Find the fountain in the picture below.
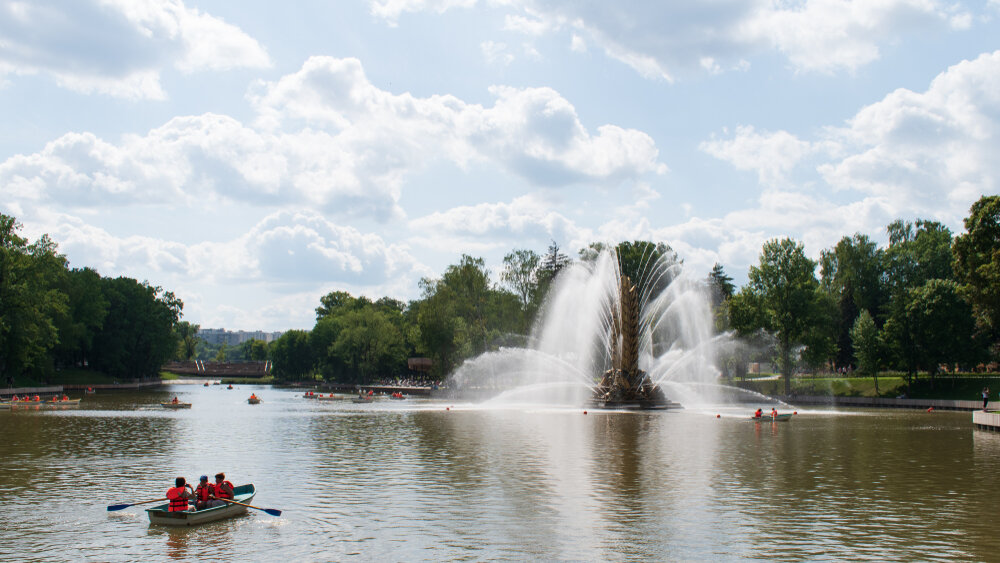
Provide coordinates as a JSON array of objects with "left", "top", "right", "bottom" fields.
[{"left": 447, "top": 243, "right": 719, "bottom": 409}]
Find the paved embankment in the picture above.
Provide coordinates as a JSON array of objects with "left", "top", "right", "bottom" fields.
[
  {"left": 3, "top": 380, "right": 165, "bottom": 397},
  {"left": 784, "top": 395, "right": 986, "bottom": 411}
]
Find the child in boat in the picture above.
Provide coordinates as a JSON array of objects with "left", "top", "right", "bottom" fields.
[
  {"left": 754, "top": 408, "right": 763, "bottom": 418},
  {"left": 194, "top": 475, "right": 214, "bottom": 510}
]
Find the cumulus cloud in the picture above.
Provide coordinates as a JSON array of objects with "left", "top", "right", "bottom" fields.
[
  {"left": 27, "top": 208, "right": 423, "bottom": 289},
  {"left": 1, "top": 56, "right": 664, "bottom": 220},
  {"left": 410, "top": 194, "right": 587, "bottom": 251},
  {"left": 700, "top": 126, "right": 818, "bottom": 186},
  {"left": 367, "top": 0, "right": 973, "bottom": 78},
  {"left": 693, "top": 50, "right": 1000, "bottom": 272},
  {"left": 0, "top": 0, "right": 271, "bottom": 99}
]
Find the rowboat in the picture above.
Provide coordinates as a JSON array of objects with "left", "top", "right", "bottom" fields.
[
  {"left": 750, "top": 413, "right": 793, "bottom": 422},
  {"left": 247, "top": 397, "right": 261, "bottom": 404},
  {"left": 351, "top": 397, "right": 373, "bottom": 403},
  {"left": 203, "top": 382, "right": 210, "bottom": 387},
  {"left": 146, "top": 484, "right": 256, "bottom": 526},
  {"left": 315, "top": 395, "right": 343, "bottom": 401},
  {"left": 161, "top": 402, "right": 192, "bottom": 409},
  {"left": 2, "top": 399, "right": 81, "bottom": 408},
  {"left": 389, "top": 395, "right": 406, "bottom": 400}
]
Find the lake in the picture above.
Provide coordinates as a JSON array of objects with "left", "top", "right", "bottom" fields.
[{"left": 1, "top": 384, "right": 997, "bottom": 561}]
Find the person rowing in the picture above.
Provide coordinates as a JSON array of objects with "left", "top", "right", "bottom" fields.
[
  {"left": 171, "top": 396, "right": 180, "bottom": 404},
  {"left": 771, "top": 408, "right": 778, "bottom": 418},
  {"left": 209, "top": 472, "right": 234, "bottom": 507},
  {"left": 166, "top": 477, "right": 195, "bottom": 512}
]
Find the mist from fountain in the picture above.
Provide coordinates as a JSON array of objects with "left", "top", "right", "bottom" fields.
[{"left": 447, "top": 246, "right": 731, "bottom": 408}]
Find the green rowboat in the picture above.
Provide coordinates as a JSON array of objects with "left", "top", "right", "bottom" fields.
[
  {"left": 750, "top": 413, "right": 793, "bottom": 422},
  {"left": 146, "top": 484, "right": 256, "bottom": 526}
]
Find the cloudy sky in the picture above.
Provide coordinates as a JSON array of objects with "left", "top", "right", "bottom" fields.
[{"left": 2, "top": 0, "right": 998, "bottom": 331}]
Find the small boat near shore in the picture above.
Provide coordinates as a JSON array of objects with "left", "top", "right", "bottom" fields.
[
  {"left": 351, "top": 397, "right": 374, "bottom": 404},
  {"left": 146, "top": 484, "right": 256, "bottom": 526},
  {"left": 248, "top": 396, "right": 261, "bottom": 405},
  {"left": 316, "top": 394, "right": 343, "bottom": 401},
  {"left": 161, "top": 402, "right": 192, "bottom": 409},
  {"left": 1, "top": 399, "right": 81, "bottom": 409},
  {"left": 750, "top": 413, "right": 793, "bottom": 422}
]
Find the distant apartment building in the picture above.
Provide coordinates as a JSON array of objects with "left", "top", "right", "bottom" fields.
[{"left": 197, "top": 328, "right": 284, "bottom": 346}]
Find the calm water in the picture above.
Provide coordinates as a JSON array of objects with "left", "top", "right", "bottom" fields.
[{"left": 1, "top": 384, "right": 998, "bottom": 561}]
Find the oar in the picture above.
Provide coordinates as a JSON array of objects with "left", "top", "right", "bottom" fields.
[
  {"left": 218, "top": 497, "right": 282, "bottom": 516},
  {"left": 107, "top": 498, "right": 167, "bottom": 511}
]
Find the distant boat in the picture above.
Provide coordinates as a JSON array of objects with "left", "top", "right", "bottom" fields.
[
  {"left": 227, "top": 385, "right": 234, "bottom": 390},
  {"left": 247, "top": 397, "right": 261, "bottom": 405},
  {"left": 750, "top": 413, "right": 792, "bottom": 422},
  {"left": 146, "top": 484, "right": 256, "bottom": 526},
  {"left": 203, "top": 382, "right": 210, "bottom": 387},
  {"left": 351, "top": 396, "right": 374, "bottom": 404},
  {"left": 161, "top": 402, "right": 192, "bottom": 409}
]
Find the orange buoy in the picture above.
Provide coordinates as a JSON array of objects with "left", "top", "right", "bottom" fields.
[
  {"left": 446, "top": 407, "right": 450, "bottom": 411},
  {"left": 793, "top": 411, "right": 797, "bottom": 415},
  {"left": 583, "top": 411, "right": 588, "bottom": 415},
  {"left": 716, "top": 414, "right": 721, "bottom": 418}
]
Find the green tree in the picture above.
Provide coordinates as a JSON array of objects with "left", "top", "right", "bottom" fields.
[
  {"left": 270, "top": 330, "right": 314, "bottom": 380},
  {"left": 820, "top": 234, "right": 885, "bottom": 369},
  {"left": 952, "top": 195, "right": 1000, "bottom": 352},
  {"left": 0, "top": 216, "right": 68, "bottom": 382},
  {"left": 732, "top": 238, "right": 826, "bottom": 394},
  {"left": 501, "top": 249, "right": 540, "bottom": 312},
  {"left": 905, "top": 279, "right": 977, "bottom": 379},
  {"left": 850, "top": 309, "right": 882, "bottom": 393},
  {"left": 332, "top": 309, "right": 406, "bottom": 383},
  {"left": 52, "top": 267, "right": 108, "bottom": 368},
  {"left": 91, "top": 277, "right": 182, "bottom": 379},
  {"left": 707, "top": 263, "right": 736, "bottom": 332},
  {"left": 174, "top": 321, "right": 200, "bottom": 361}
]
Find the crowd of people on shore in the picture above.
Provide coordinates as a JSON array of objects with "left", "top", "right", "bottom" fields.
[{"left": 166, "top": 473, "right": 235, "bottom": 512}]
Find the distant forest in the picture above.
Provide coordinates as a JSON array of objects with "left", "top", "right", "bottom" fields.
[{"left": 2, "top": 195, "right": 997, "bottom": 389}]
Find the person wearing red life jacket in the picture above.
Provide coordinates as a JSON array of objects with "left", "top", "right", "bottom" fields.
[
  {"left": 33, "top": 395, "right": 40, "bottom": 402},
  {"left": 754, "top": 408, "right": 763, "bottom": 418},
  {"left": 11, "top": 395, "right": 19, "bottom": 402},
  {"left": 208, "top": 473, "right": 234, "bottom": 508},
  {"left": 193, "top": 475, "right": 214, "bottom": 510},
  {"left": 166, "top": 477, "right": 195, "bottom": 512}
]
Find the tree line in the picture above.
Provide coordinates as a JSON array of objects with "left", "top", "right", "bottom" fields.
[
  {"left": 721, "top": 195, "right": 1000, "bottom": 394},
  {"left": 1, "top": 214, "right": 182, "bottom": 384},
  {"left": 4, "top": 195, "right": 996, "bottom": 390}
]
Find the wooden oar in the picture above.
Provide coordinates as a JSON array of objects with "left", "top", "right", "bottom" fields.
[
  {"left": 218, "top": 497, "right": 281, "bottom": 516},
  {"left": 107, "top": 498, "right": 167, "bottom": 511}
]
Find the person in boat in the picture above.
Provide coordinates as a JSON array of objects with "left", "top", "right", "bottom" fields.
[
  {"left": 753, "top": 408, "right": 763, "bottom": 418},
  {"left": 770, "top": 408, "right": 778, "bottom": 418},
  {"left": 166, "top": 477, "right": 195, "bottom": 512},
  {"left": 208, "top": 473, "right": 235, "bottom": 508},
  {"left": 33, "top": 395, "right": 40, "bottom": 402},
  {"left": 249, "top": 393, "right": 257, "bottom": 401},
  {"left": 171, "top": 396, "right": 180, "bottom": 404},
  {"left": 194, "top": 475, "right": 214, "bottom": 510},
  {"left": 11, "top": 395, "right": 19, "bottom": 402},
  {"left": 62, "top": 395, "right": 69, "bottom": 401}
]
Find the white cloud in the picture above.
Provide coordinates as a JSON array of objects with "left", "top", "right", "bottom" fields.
[
  {"left": 700, "top": 125, "right": 817, "bottom": 186},
  {"left": 481, "top": 40, "right": 515, "bottom": 65},
  {"left": 368, "top": 0, "right": 974, "bottom": 78},
  {"left": 2, "top": 57, "right": 664, "bottom": 221},
  {"left": 0, "top": 0, "right": 270, "bottom": 99},
  {"left": 410, "top": 194, "right": 588, "bottom": 251}
]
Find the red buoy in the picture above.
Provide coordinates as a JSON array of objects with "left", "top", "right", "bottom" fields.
[
  {"left": 583, "top": 411, "right": 588, "bottom": 415},
  {"left": 927, "top": 407, "right": 933, "bottom": 412},
  {"left": 446, "top": 407, "right": 450, "bottom": 411},
  {"left": 793, "top": 411, "right": 797, "bottom": 415},
  {"left": 716, "top": 414, "right": 721, "bottom": 418}
]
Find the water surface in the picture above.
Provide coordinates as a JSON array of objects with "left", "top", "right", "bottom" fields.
[{"left": 1, "top": 385, "right": 996, "bottom": 561}]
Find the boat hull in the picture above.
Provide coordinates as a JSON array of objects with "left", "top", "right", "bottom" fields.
[
  {"left": 147, "top": 484, "right": 256, "bottom": 526},
  {"left": 247, "top": 398, "right": 261, "bottom": 404},
  {"left": 160, "top": 403, "right": 192, "bottom": 409}
]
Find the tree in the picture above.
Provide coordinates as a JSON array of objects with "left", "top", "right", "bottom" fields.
[
  {"left": 535, "top": 240, "right": 571, "bottom": 307},
  {"left": 0, "top": 215, "right": 68, "bottom": 382},
  {"left": 501, "top": 249, "right": 540, "bottom": 311},
  {"left": 52, "top": 267, "right": 108, "bottom": 368},
  {"left": 850, "top": 309, "right": 882, "bottom": 393},
  {"left": 953, "top": 195, "right": 1000, "bottom": 352},
  {"left": 905, "top": 279, "right": 977, "bottom": 379},
  {"left": 174, "top": 321, "right": 200, "bottom": 361},
  {"left": 820, "top": 234, "right": 885, "bottom": 369},
  {"left": 734, "top": 238, "right": 826, "bottom": 394},
  {"left": 90, "top": 277, "right": 182, "bottom": 379},
  {"left": 270, "top": 330, "right": 314, "bottom": 380}
]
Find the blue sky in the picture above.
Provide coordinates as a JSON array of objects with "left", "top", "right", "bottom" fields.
[{"left": 2, "top": 0, "right": 998, "bottom": 331}]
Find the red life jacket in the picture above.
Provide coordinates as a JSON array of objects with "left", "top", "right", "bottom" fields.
[
  {"left": 166, "top": 487, "right": 189, "bottom": 512},
  {"left": 214, "top": 480, "right": 234, "bottom": 500},
  {"left": 195, "top": 484, "right": 212, "bottom": 503}
]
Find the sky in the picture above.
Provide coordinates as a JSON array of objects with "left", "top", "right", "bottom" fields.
[{"left": 1, "top": 0, "right": 999, "bottom": 332}]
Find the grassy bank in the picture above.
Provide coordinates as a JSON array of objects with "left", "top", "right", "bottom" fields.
[{"left": 739, "top": 373, "right": 1000, "bottom": 400}]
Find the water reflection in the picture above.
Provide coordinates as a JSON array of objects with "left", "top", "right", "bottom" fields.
[{"left": 0, "top": 388, "right": 998, "bottom": 561}]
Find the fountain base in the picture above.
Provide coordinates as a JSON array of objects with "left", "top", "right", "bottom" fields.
[{"left": 589, "top": 369, "right": 683, "bottom": 410}]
